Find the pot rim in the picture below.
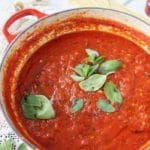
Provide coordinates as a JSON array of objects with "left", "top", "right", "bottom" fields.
[{"left": 0, "top": 7, "right": 149, "bottom": 149}]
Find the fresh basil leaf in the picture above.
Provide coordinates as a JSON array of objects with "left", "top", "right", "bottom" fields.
[
  {"left": 85, "top": 49, "right": 101, "bottom": 64},
  {"left": 73, "top": 64, "right": 85, "bottom": 77},
  {"left": 73, "top": 64, "right": 90, "bottom": 77},
  {"left": 85, "top": 48, "right": 99, "bottom": 58},
  {"left": 86, "top": 56, "right": 104, "bottom": 65},
  {"left": 0, "top": 139, "right": 13, "bottom": 150},
  {"left": 21, "top": 95, "right": 56, "bottom": 119},
  {"left": 99, "top": 60, "right": 122, "bottom": 74},
  {"left": 21, "top": 103, "right": 37, "bottom": 119},
  {"left": 96, "top": 100, "right": 115, "bottom": 113},
  {"left": 88, "top": 64, "right": 99, "bottom": 77},
  {"left": 95, "top": 56, "right": 105, "bottom": 64},
  {"left": 71, "top": 74, "right": 85, "bottom": 82},
  {"left": 82, "top": 64, "right": 90, "bottom": 77},
  {"left": 104, "top": 82, "right": 122, "bottom": 104},
  {"left": 85, "top": 56, "right": 96, "bottom": 64},
  {"left": 79, "top": 74, "right": 106, "bottom": 92},
  {"left": 23, "top": 95, "right": 42, "bottom": 107},
  {"left": 71, "top": 98, "right": 84, "bottom": 113},
  {"left": 17, "top": 143, "right": 27, "bottom": 150}
]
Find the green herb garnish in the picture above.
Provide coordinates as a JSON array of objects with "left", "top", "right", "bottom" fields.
[
  {"left": 85, "top": 49, "right": 105, "bottom": 64},
  {"left": 104, "top": 82, "right": 122, "bottom": 104},
  {"left": 71, "top": 74, "right": 85, "bottom": 82},
  {"left": 71, "top": 98, "right": 84, "bottom": 113},
  {"left": 99, "top": 60, "right": 122, "bottom": 74},
  {"left": 70, "top": 48, "right": 123, "bottom": 114},
  {"left": 94, "top": 56, "right": 105, "bottom": 64},
  {"left": 85, "top": 48, "right": 99, "bottom": 58},
  {"left": 87, "top": 64, "right": 99, "bottom": 77},
  {"left": 79, "top": 74, "right": 106, "bottom": 92},
  {"left": 17, "top": 143, "right": 27, "bottom": 150},
  {"left": 96, "top": 99, "right": 115, "bottom": 113},
  {"left": 72, "top": 63, "right": 99, "bottom": 80},
  {"left": 73, "top": 64, "right": 90, "bottom": 77},
  {"left": 0, "top": 139, "right": 13, "bottom": 150},
  {"left": 21, "top": 94, "right": 55, "bottom": 119}
]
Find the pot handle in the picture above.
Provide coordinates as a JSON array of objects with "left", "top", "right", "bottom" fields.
[{"left": 3, "top": 8, "right": 47, "bottom": 43}]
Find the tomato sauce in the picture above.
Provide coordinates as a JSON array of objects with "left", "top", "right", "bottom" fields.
[{"left": 13, "top": 29, "right": 150, "bottom": 150}]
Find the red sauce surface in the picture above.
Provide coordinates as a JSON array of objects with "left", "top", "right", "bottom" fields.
[{"left": 14, "top": 30, "right": 150, "bottom": 150}]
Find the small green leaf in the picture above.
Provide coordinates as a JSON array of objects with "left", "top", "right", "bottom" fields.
[
  {"left": 99, "top": 60, "right": 122, "bottom": 74},
  {"left": 0, "top": 139, "right": 13, "bottom": 150},
  {"left": 17, "top": 143, "right": 27, "bottom": 150},
  {"left": 85, "top": 56, "right": 96, "bottom": 64},
  {"left": 24, "top": 95, "right": 42, "bottom": 107},
  {"left": 85, "top": 48, "right": 99, "bottom": 58},
  {"left": 73, "top": 64, "right": 90, "bottom": 77},
  {"left": 95, "top": 56, "right": 105, "bottom": 64},
  {"left": 85, "top": 49, "right": 101, "bottom": 64},
  {"left": 73, "top": 64, "right": 85, "bottom": 77},
  {"left": 21, "top": 103, "right": 37, "bottom": 119},
  {"left": 21, "top": 95, "right": 56, "bottom": 119},
  {"left": 96, "top": 100, "right": 115, "bottom": 113},
  {"left": 82, "top": 64, "right": 90, "bottom": 77},
  {"left": 104, "top": 82, "right": 122, "bottom": 104},
  {"left": 79, "top": 74, "right": 106, "bottom": 92},
  {"left": 71, "top": 74, "right": 85, "bottom": 82},
  {"left": 88, "top": 64, "right": 99, "bottom": 77},
  {"left": 71, "top": 98, "right": 84, "bottom": 113}
]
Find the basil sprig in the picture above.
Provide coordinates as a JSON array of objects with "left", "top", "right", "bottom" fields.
[
  {"left": 87, "top": 64, "right": 99, "bottom": 77},
  {"left": 0, "top": 139, "right": 27, "bottom": 150},
  {"left": 21, "top": 94, "right": 55, "bottom": 119},
  {"left": 104, "top": 82, "right": 122, "bottom": 104},
  {"left": 70, "top": 48, "right": 123, "bottom": 114},
  {"left": 71, "top": 49, "right": 122, "bottom": 92},
  {"left": 79, "top": 74, "right": 106, "bottom": 92},
  {"left": 71, "top": 49, "right": 105, "bottom": 84},
  {"left": 85, "top": 48, "right": 99, "bottom": 58},
  {"left": 94, "top": 56, "right": 105, "bottom": 64},
  {"left": 99, "top": 60, "right": 122, "bottom": 74},
  {"left": 71, "top": 63, "right": 99, "bottom": 82},
  {"left": 17, "top": 143, "right": 27, "bottom": 150},
  {"left": 71, "top": 98, "right": 84, "bottom": 113},
  {"left": 85, "top": 49, "right": 104, "bottom": 64},
  {"left": 0, "top": 139, "right": 13, "bottom": 150},
  {"left": 96, "top": 99, "right": 115, "bottom": 113},
  {"left": 73, "top": 64, "right": 90, "bottom": 77}
]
